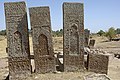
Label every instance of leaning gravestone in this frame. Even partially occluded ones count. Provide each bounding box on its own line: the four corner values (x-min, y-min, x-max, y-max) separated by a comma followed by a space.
4, 1, 31, 79
63, 2, 84, 72
84, 29, 90, 47
89, 39, 95, 48
29, 7, 55, 73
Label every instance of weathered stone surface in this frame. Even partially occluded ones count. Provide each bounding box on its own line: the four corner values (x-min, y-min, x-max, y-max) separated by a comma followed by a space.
89, 39, 95, 48
84, 29, 90, 47
29, 7, 55, 73
88, 53, 109, 74
63, 2, 84, 72
9, 58, 31, 79
4, 1, 31, 79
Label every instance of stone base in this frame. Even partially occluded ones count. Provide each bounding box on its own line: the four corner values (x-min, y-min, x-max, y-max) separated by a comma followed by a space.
8, 58, 31, 80
35, 55, 56, 73
9, 71, 31, 80
64, 55, 84, 72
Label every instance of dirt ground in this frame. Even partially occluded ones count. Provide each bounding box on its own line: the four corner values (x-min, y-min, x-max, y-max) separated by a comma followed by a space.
0, 35, 120, 80
92, 35, 120, 80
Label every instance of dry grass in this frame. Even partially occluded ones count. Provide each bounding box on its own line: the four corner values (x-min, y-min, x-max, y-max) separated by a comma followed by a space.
92, 36, 120, 54
0, 36, 7, 58
53, 37, 63, 53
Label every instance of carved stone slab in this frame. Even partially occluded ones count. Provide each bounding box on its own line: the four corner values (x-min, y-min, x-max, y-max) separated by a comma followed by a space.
29, 7, 55, 73
4, 1, 31, 79
63, 2, 84, 72
89, 39, 95, 48
84, 29, 90, 47
88, 53, 109, 74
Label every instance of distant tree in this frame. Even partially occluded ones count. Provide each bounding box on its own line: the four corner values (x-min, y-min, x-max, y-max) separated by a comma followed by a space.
116, 28, 120, 34
52, 29, 63, 37
0, 30, 6, 35
59, 29, 63, 36
52, 31, 56, 37
60, 29, 63, 32
84, 29, 89, 32
105, 27, 116, 41
97, 30, 105, 36
56, 30, 60, 36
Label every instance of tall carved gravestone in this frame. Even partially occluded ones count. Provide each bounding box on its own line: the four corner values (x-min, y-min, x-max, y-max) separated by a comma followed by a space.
4, 1, 31, 79
29, 7, 55, 73
63, 3, 84, 72
84, 29, 90, 47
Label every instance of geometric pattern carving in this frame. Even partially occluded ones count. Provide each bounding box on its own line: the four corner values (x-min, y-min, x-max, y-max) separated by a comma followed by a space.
4, 1, 31, 79
63, 2, 84, 72
69, 24, 79, 55
29, 6, 55, 73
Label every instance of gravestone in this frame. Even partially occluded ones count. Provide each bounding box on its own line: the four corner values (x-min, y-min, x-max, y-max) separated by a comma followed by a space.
63, 2, 84, 72
29, 7, 55, 73
87, 53, 109, 74
4, 1, 31, 79
89, 39, 95, 48
84, 29, 90, 47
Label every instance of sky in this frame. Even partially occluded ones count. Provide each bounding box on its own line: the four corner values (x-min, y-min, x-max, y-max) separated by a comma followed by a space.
0, 0, 120, 33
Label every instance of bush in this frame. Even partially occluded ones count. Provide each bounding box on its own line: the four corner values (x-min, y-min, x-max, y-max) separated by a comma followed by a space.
0, 30, 6, 35
52, 29, 63, 37
97, 30, 105, 36
105, 27, 116, 41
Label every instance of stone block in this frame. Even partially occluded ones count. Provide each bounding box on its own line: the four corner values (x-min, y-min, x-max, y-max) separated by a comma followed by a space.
88, 53, 109, 74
